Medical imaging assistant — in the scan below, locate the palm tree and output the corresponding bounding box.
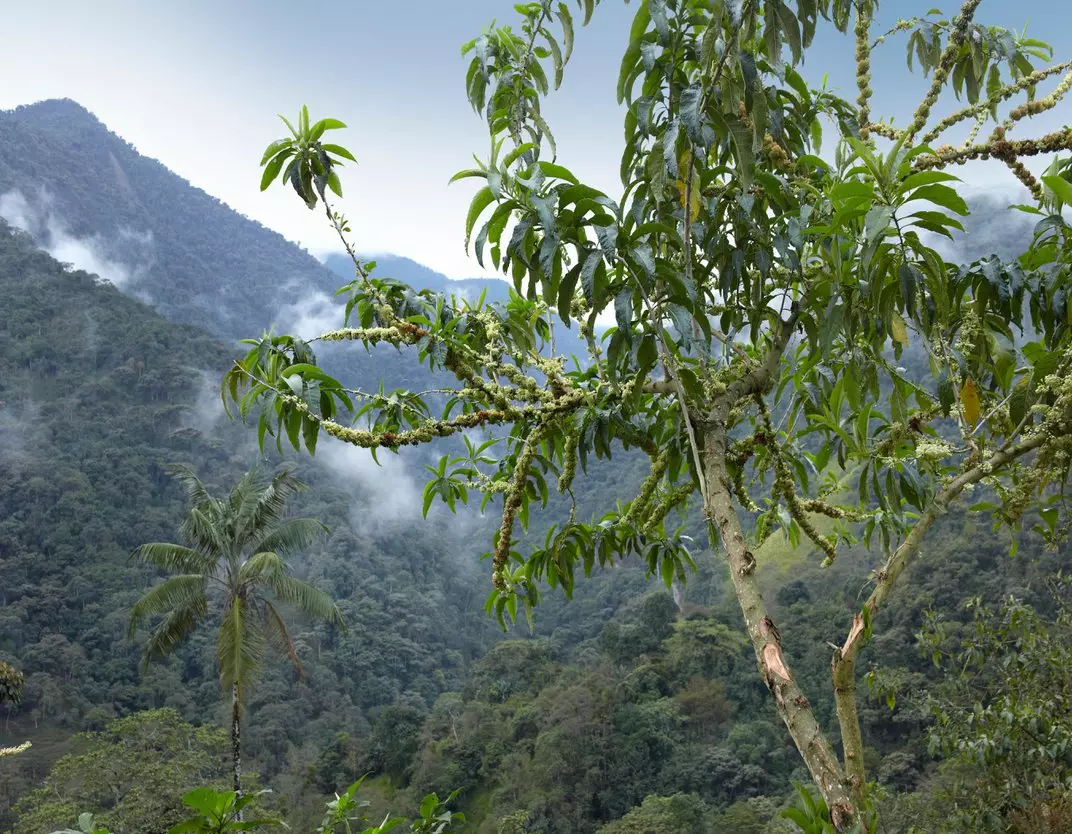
[129,465,345,795]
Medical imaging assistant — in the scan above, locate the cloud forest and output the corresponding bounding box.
[2,1,1072,833]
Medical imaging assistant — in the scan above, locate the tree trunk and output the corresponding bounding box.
[231,682,242,796]
[702,423,858,829]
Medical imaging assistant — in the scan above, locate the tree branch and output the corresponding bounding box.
[903,0,983,144]
[831,430,1052,795]
[702,423,856,830]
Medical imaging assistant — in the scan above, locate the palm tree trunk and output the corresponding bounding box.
[231,682,242,795]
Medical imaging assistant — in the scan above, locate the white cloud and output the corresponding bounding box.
[178,369,229,435]
[315,443,424,535]
[0,188,154,289]
[279,290,345,340]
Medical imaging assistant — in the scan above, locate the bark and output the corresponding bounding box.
[702,421,857,829]
[830,432,1049,803]
[231,682,243,802]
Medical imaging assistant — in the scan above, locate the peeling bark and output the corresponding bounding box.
[828,432,1051,820]
[702,424,857,829]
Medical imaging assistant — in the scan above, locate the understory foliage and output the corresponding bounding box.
[42,775,465,834]
[227,0,1072,829]
[917,576,1072,832]
[13,709,231,834]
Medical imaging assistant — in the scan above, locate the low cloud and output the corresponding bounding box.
[178,369,230,436]
[280,291,345,340]
[0,188,154,290]
[0,401,39,468]
[316,443,424,535]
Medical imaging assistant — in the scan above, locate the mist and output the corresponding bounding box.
[280,290,344,340]
[0,188,154,290]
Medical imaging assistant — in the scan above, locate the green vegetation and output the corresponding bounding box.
[11,710,230,834]
[235,0,1072,829]
[1,0,1072,832]
[129,466,345,795]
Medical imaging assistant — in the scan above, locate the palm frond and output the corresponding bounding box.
[265,601,305,679]
[236,469,307,544]
[239,551,287,585]
[217,596,265,699]
[269,575,346,630]
[141,595,209,664]
[180,507,229,560]
[131,543,217,575]
[166,464,217,508]
[129,575,208,637]
[250,518,327,556]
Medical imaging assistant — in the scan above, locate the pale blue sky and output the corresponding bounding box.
[1,1,1069,278]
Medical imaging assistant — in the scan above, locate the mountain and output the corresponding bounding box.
[0,100,525,345]
[0,99,341,338]
[0,220,499,826]
[0,97,1064,834]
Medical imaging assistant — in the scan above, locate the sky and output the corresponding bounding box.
[0,0,1069,279]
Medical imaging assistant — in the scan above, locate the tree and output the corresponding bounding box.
[597,793,708,834]
[129,466,345,795]
[0,660,29,758]
[228,3,1072,828]
[12,708,229,834]
[917,576,1072,832]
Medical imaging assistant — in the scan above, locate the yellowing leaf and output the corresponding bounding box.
[961,377,981,426]
[674,148,702,224]
[676,169,702,224]
[891,313,909,347]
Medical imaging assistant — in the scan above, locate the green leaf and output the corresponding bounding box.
[557,3,574,62]
[1009,376,1032,430]
[614,288,632,332]
[260,139,292,166]
[1042,174,1072,205]
[536,161,579,184]
[326,170,343,198]
[465,186,496,248]
[310,117,347,139]
[679,85,704,145]
[580,249,601,303]
[321,143,358,163]
[937,372,955,416]
[908,183,970,216]
[545,32,564,89]
[558,263,580,323]
[259,152,289,191]
[864,205,894,246]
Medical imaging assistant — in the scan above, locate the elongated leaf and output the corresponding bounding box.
[961,377,981,426]
[891,313,909,346]
[465,186,496,247]
[615,288,632,331]
[1042,174,1072,205]
[909,183,970,216]
[321,143,357,163]
[557,3,574,61]
[217,596,264,696]
[864,205,894,246]
[260,139,292,166]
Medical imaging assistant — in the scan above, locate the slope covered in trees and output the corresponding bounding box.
[0,22,1069,826]
[0,223,500,829]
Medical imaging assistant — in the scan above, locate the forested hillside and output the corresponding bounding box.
[0,39,1069,831]
[0,222,501,829]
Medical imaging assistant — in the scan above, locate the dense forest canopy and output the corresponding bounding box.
[232,0,1072,830]
[0,0,1070,833]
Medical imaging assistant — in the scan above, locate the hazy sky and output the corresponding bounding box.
[1,1,1069,279]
